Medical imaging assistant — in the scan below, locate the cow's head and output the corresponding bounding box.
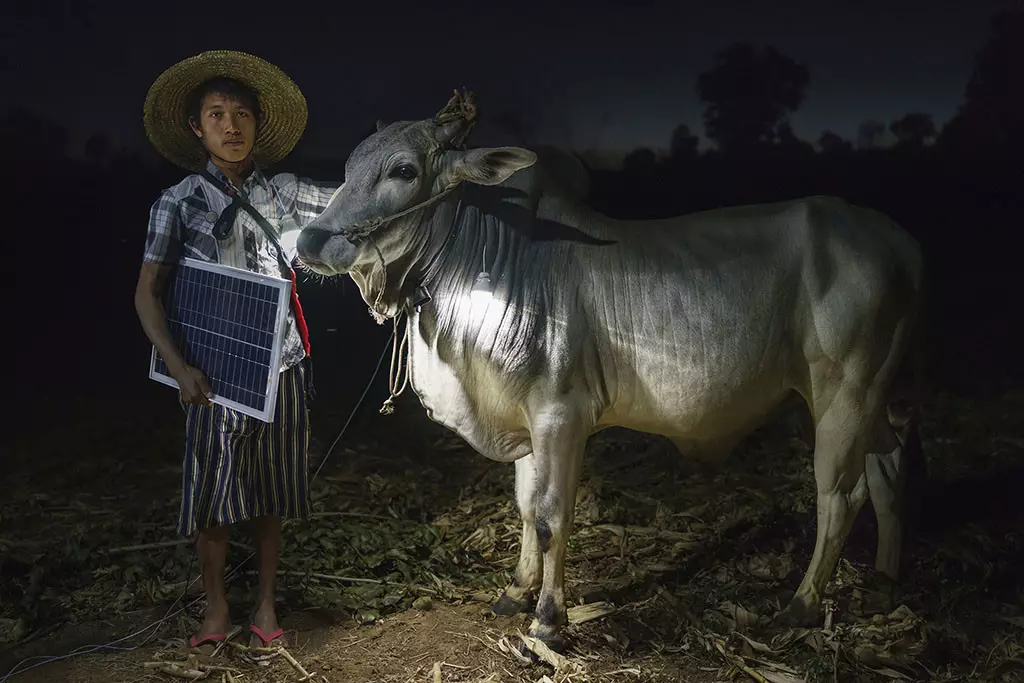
[296,91,536,277]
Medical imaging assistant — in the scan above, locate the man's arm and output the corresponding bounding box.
[136,193,213,405]
[135,263,213,405]
[273,174,342,262]
[293,177,342,226]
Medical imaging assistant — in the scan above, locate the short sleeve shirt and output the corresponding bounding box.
[143,159,340,372]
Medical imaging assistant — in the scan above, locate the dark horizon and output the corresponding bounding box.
[2,0,1016,162]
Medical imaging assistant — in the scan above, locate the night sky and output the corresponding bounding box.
[2,0,1015,160]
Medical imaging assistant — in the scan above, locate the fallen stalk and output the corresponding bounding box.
[225,641,314,680]
[517,632,583,674]
[278,646,314,680]
[313,511,423,523]
[142,661,208,679]
[712,638,768,683]
[143,660,241,674]
[263,569,440,594]
[108,539,191,554]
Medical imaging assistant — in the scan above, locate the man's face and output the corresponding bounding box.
[189,92,257,164]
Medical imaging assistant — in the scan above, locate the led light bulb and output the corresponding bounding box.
[470,271,492,306]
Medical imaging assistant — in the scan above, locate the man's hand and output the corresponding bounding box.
[136,264,214,407]
[174,365,214,405]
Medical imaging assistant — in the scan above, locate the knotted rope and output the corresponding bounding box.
[434,87,478,147]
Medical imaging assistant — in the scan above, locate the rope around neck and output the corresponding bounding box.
[379,313,411,415]
[360,178,463,323]
[360,179,466,413]
[362,234,410,415]
[366,235,389,324]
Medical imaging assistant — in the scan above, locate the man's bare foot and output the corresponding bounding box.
[249,600,286,649]
[190,601,232,655]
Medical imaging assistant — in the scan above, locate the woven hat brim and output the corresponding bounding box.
[143,50,307,172]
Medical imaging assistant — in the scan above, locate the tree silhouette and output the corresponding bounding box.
[818,130,852,154]
[942,7,1024,153]
[622,147,657,173]
[856,120,886,149]
[776,121,814,157]
[669,124,699,164]
[696,42,810,152]
[890,113,936,147]
[84,133,113,166]
[1,106,70,162]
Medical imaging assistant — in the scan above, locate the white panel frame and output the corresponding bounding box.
[148,257,292,423]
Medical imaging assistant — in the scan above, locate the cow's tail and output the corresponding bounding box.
[887,266,928,542]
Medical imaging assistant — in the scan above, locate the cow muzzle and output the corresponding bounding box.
[296,226,359,275]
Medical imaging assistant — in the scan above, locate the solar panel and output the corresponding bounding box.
[149,257,292,423]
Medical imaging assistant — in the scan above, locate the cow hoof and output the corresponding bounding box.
[492,592,530,617]
[519,632,567,657]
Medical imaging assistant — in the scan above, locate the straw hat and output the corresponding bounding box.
[143,50,307,171]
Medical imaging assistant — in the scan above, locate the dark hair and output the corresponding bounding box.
[185,76,263,127]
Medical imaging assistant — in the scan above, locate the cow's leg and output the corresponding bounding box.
[793,400,816,450]
[493,454,542,616]
[865,412,906,581]
[524,407,588,651]
[778,385,874,626]
[868,402,927,577]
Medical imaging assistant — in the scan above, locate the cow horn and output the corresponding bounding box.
[433,88,477,148]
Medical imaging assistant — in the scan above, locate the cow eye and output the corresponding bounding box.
[389,164,418,181]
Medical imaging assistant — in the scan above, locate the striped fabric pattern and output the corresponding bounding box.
[177,359,312,537]
[143,160,338,268]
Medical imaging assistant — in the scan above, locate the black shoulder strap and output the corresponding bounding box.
[200,169,292,275]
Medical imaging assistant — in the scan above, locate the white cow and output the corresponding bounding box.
[296,93,925,650]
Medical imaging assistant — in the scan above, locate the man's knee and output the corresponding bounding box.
[197,523,230,543]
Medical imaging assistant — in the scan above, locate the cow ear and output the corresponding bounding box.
[453,147,537,186]
[376,119,387,132]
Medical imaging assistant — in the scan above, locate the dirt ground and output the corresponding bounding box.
[1,601,727,683]
[2,381,1023,682]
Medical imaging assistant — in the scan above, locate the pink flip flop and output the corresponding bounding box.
[189,625,240,654]
[190,632,226,648]
[246,623,287,662]
[249,624,286,647]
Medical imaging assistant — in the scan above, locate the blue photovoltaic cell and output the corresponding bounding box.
[151,260,287,418]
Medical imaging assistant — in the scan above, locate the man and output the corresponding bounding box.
[135,50,339,654]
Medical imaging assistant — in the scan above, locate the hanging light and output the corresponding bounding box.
[471,223,493,307]
[278,225,301,261]
[470,270,492,306]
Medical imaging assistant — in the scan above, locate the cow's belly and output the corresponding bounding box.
[593,303,797,441]
[600,363,794,442]
[583,237,803,441]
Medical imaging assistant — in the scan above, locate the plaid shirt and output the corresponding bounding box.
[144,159,339,372]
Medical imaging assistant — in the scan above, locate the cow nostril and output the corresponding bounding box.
[297,227,332,256]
